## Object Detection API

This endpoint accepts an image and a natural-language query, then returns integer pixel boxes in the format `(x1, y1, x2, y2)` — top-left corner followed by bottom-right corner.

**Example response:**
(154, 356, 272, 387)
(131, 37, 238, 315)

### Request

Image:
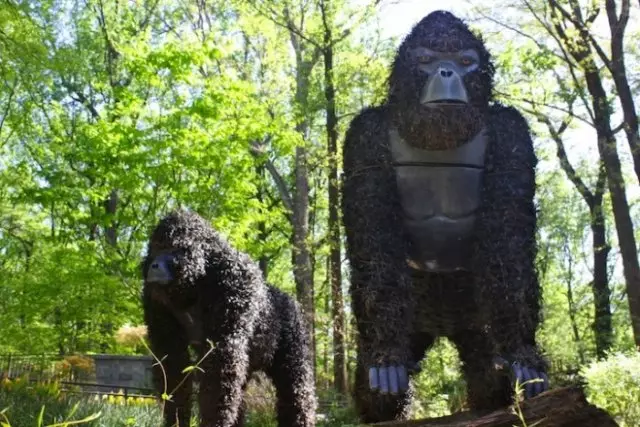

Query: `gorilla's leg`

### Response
(354, 332, 434, 423)
(267, 303, 316, 427)
(142, 294, 193, 427)
(354, 351, 411, 423)
(471, 106, 549, 400)
(270, 353, 316, 427)
(450, 330, 510, 412)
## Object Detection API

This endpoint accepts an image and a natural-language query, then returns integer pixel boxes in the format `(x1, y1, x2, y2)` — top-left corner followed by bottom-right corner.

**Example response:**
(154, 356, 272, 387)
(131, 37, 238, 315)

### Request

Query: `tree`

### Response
(475, 0, 639, 351)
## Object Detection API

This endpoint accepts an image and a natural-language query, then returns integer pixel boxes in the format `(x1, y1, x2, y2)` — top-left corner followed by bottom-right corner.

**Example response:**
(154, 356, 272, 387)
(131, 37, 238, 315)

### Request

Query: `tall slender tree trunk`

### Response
(256, 165, 270, 277)
(320, 0, 347, 393)
(563, 238, 585, 364)
(603, 0, 640, 186)
(289, 30, 321, 374)
(549, 2, 640, 349)
(546, 120, 613, 357)
(589, 165, 613, 357)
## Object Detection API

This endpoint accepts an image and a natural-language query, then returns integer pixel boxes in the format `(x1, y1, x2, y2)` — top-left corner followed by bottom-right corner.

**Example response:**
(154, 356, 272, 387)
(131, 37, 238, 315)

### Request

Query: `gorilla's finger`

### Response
(532, 371, 545, 396)
(397, 365, 409, 391)
(512, 363, 524, 388)
(541, 372, 549, 391)
(521, 367, 534, 398)
(378, 367, 389, 394)
(388, 365, 399, 394)
(368, 367, 379, 390)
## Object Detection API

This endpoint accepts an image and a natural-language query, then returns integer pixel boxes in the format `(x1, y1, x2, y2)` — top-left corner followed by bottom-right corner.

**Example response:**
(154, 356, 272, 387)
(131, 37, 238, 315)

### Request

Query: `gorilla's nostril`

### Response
(440, 69, 453, 78)
(151, 263, 159, 269)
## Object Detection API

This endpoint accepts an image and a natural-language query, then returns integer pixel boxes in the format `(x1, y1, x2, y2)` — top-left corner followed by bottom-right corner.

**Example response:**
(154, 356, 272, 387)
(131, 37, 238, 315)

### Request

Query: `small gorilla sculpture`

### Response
(342, 11, 548, 422)
(141, 210, 316, 427)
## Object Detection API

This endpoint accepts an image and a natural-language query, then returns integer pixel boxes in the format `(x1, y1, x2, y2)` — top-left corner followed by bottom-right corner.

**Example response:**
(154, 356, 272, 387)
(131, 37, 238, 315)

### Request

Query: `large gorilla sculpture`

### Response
(141, 210, 316, 427)
(342, 11, 548, 422)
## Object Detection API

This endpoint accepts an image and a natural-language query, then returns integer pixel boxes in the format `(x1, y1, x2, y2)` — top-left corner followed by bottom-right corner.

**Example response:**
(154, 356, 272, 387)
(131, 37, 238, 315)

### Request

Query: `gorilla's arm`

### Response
(142, 291, 193, 427)
(197, 252, 262, 426)
(342, 106, 413, 392)
(473, 105, 547, 396)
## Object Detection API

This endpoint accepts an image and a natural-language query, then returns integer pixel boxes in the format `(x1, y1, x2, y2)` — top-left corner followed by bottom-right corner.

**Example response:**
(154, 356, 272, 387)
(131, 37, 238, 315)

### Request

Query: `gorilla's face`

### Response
(388, 11, 495, 150)
(142, 211, 213, 305)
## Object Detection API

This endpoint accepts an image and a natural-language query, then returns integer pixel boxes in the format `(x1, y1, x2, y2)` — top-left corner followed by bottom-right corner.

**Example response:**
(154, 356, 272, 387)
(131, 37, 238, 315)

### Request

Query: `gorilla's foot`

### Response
(494, 356, 549, 399)
(511, 362, 549, 398)
(368, 364, 409, 394)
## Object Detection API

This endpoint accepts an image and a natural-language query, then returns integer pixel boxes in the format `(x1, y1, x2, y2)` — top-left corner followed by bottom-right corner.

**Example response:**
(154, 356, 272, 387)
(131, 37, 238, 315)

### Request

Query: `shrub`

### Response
(54, 355, 95, 381)
(582, 352, 640, 427)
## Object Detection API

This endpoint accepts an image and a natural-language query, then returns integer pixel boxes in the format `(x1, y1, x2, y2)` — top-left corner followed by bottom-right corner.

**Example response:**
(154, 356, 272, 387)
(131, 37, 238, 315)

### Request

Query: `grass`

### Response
(0, 377, 359, 427)
(0, 379, 162, 427)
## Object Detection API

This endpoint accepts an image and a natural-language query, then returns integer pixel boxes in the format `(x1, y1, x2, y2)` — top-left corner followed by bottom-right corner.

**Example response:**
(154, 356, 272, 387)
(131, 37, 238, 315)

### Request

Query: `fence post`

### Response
(6, 354, 12, 378)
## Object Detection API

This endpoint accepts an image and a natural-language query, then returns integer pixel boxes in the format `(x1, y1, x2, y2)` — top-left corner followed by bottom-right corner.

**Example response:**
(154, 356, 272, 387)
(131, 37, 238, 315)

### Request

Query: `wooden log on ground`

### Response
(369, 386, 618, 427)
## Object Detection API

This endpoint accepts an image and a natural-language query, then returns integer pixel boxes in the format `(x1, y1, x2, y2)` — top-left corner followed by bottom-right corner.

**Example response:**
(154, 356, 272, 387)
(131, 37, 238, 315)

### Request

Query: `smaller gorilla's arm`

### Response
(197, 253, 262, 427)
(473, 105, 547, 396)
(342, 107, 413, 392)
(142, 291, 193, 427)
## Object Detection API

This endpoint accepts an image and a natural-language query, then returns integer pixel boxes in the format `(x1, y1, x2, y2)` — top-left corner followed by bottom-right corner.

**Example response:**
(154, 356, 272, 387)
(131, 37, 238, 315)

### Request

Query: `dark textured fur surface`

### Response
(142, 210, 316, 427)
(342, 10, 545, 423)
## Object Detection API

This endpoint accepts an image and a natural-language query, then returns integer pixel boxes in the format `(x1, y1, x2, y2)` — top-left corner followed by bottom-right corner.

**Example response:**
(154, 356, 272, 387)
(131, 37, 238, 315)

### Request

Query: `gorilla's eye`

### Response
(417, 54, 434, 64)
(460, 56, 475, 66)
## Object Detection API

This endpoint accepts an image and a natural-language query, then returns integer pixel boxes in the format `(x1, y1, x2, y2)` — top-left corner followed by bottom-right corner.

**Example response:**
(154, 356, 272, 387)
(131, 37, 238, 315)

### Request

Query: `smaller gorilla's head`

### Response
(142, 210, 215, 305)
(388, 11, 495, 150)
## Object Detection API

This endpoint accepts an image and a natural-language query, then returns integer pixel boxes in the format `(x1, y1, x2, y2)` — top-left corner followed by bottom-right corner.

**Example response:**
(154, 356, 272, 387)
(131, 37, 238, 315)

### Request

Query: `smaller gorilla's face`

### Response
(388, 11, 495, 150)
(143, 251, 179, 286)
(142, 211, 213, 306)
(142, 246, 201, 306)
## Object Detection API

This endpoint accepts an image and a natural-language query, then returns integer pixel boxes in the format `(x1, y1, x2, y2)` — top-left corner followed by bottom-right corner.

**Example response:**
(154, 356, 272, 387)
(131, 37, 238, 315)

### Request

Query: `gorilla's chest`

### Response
(390, 128, 488, 272)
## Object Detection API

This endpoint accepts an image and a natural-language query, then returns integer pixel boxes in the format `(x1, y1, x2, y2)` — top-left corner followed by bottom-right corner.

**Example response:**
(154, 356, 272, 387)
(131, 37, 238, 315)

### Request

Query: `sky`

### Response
(377, 0, 468, 38)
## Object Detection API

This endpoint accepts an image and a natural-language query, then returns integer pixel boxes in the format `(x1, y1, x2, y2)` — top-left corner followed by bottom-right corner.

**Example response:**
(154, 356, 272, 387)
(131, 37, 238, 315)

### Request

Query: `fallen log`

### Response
(369, 386, 618, 427)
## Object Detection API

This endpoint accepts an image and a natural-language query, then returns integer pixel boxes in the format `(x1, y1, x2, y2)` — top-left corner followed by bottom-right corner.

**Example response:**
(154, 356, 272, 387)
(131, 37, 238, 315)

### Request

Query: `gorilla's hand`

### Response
(511, 362, 549, 399)
(368, 364, 410, 394)
(494, 356, 549, 399)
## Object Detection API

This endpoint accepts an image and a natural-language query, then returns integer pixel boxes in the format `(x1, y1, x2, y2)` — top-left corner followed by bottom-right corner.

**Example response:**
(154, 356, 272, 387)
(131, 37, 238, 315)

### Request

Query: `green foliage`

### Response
(410, 339, 466, 418)
(582, 352, 640, 427)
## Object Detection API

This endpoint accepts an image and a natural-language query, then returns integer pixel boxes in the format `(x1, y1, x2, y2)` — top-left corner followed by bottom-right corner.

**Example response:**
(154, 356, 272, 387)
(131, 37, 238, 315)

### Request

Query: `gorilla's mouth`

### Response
(426, 99, 467, 106)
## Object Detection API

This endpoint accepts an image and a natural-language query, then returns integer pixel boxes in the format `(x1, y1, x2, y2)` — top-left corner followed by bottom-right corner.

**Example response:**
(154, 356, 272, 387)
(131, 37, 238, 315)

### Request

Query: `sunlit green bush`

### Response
(410, 338, 466, 418)
(582, 352, 640, 427)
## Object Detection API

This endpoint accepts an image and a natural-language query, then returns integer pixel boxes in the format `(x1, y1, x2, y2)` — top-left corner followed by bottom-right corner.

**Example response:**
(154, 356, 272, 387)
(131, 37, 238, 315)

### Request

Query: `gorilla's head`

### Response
(388, 11, 495, 150)
(142, 210, 215, 305)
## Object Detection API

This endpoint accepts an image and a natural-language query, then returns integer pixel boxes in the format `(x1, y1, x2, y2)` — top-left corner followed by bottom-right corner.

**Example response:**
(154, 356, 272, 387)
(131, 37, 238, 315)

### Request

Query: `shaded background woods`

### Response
(0, 0, 639, 423)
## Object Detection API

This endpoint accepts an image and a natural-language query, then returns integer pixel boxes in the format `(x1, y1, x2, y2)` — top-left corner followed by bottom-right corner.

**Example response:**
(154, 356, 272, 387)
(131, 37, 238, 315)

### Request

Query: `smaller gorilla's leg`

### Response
(268, 296, 316, 427)
(450, 330, 510, 412)
(270, 359, 315, 427)
(197, 336, 251, 427)
(143, 295, 193, 427)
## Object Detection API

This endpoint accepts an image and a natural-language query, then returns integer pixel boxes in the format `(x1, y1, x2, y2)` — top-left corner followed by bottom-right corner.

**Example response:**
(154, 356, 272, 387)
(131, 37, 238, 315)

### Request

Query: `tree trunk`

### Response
(589, 166, 613, 357)
(255, 165, 270, 278)
(544, 118, 613, 357)
(604, 0, 640, 186)
(563, 238, 585, 364)
(368, 387, 618, 427)
(290, 34, 320, 373)
(549, 2, 640, 349)
(320, 0, 347, 394)
(292, 143, 316, 361)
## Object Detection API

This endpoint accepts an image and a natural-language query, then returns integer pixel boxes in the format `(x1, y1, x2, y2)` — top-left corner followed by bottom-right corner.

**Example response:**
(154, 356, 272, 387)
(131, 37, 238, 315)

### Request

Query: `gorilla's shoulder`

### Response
(347, 106, 388, 129)
(489, 103, 531, 129)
